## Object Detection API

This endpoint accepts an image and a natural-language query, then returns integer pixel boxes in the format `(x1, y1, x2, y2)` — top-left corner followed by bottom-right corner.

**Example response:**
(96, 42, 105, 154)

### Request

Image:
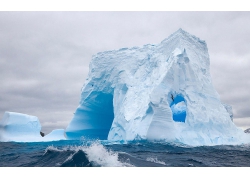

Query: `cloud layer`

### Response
(0, 12, 249, 134)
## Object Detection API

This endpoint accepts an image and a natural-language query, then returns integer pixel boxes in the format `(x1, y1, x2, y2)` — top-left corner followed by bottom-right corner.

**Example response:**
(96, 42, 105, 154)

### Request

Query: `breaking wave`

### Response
(146, 157, 166, 165)
(41, 141, 132, 167)
(1, 140, 250, 167)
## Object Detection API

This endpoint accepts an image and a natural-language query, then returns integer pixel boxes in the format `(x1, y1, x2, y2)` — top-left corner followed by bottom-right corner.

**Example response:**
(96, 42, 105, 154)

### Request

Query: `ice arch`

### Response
(170, 94, 186, 123)
(66, 92, 114, 140)
(65, 29, 250, 146)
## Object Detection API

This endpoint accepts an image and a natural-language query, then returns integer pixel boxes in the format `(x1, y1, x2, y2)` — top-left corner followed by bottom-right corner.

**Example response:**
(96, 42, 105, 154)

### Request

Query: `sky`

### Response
(0, 11, 250, 134)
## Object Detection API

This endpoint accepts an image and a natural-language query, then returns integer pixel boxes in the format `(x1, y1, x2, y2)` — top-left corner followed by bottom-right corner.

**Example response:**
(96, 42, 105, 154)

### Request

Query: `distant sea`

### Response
(1, 140, 250, 167)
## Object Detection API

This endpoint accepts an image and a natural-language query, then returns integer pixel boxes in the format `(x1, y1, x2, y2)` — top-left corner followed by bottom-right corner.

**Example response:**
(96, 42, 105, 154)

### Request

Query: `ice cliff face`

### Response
(65, 29, 249, 146)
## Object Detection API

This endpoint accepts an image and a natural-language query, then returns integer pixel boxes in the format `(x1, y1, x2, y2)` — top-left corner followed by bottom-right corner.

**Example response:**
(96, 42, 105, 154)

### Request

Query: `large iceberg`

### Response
(0, 111, 43, 142)
(66, 29, 249, 145)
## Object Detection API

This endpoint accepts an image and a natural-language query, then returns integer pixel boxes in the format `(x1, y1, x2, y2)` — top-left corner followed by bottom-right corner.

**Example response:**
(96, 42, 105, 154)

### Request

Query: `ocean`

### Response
(0, 139, 250, 167)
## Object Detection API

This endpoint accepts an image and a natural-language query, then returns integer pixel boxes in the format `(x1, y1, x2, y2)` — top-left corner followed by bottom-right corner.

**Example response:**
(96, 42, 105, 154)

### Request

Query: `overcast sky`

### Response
(0, 11, 250, 134)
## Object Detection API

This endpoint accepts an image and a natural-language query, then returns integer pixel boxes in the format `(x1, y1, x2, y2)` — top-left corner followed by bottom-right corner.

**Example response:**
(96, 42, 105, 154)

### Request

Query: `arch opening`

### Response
(170, 94, 186, 123)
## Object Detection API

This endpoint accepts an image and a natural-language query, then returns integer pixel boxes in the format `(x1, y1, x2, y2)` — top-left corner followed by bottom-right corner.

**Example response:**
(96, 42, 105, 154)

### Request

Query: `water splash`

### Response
(43, 141, 131, 167)
(146, 157, 166, 165)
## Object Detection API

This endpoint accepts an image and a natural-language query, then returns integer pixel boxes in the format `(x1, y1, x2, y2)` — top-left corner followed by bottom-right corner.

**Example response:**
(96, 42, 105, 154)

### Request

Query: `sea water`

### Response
(0, 140, 250, 167)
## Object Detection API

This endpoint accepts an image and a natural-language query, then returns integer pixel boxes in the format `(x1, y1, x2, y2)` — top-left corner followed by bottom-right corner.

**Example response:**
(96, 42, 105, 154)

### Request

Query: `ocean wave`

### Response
(1, 140, 250, 167)
(43, 141, 132, 167)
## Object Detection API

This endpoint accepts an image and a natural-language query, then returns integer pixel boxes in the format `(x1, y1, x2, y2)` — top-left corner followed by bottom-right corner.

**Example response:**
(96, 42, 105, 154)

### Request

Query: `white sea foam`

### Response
(146, 157, 166, 165)
(44, 145, 63, 155)
(83, 142, 124, 167)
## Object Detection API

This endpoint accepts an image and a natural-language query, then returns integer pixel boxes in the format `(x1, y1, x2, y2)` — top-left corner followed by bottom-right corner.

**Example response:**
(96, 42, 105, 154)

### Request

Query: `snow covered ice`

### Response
(65, 29, 250, 146)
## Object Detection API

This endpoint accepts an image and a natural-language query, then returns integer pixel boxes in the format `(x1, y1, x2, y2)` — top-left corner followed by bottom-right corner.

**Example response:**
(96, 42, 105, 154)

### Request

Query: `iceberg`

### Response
(0, 111, 43, 142)
(0, 111, 66, 142)
(65, 29, 249, 146)
(42, 129, 66, 141)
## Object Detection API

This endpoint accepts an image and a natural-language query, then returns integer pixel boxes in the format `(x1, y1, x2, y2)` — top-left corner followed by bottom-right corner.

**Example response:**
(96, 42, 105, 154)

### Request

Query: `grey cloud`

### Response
(234, 117, 250, 130)
(0, 12, 250, 132)
(210, 52, 250, 118)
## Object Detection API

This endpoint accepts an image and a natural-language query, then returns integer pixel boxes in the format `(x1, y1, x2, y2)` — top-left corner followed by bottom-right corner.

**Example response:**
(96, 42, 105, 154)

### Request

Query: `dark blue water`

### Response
(0, 140, 250, 167)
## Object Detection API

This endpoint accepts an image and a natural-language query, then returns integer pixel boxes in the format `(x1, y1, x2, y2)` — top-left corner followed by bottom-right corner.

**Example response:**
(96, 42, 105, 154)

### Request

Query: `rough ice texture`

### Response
(222, 103, 233, 122)
(65, 29, 249, 146)
(43, 129, 66, 141)
(0, 111, 43, 142)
